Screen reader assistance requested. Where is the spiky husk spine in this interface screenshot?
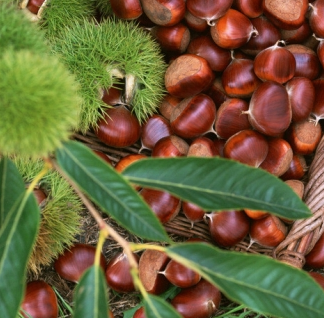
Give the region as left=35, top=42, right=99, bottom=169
left=50, top=18, right=167, bottom=132
left=13, top=157, right=83, bottom=274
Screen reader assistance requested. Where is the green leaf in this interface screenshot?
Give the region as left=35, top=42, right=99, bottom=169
left=122, top=157, right=310, bottom=219
left=0, top=157, right=40, bottom=318
left=73, top=265, right=109, bottom=318
left=55, top=140, right=170, bottom=242
left=165, top=243, right=324, bottom=318
left=144, top=294, right=182, bottom=318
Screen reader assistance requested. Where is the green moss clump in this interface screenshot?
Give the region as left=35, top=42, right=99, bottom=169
left=51, top=18, right=167, bottom=132
left=0, top=49, right=81, bottom=158
left=13, top=157, right=83, bottom=274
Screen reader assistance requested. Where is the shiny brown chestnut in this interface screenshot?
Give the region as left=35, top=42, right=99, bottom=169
left=170, top=94, right=216, bottom=139
left=285, top=119, right=322, bottom=155
left=140, top=114, right=172, bottom=151
left=244, top=209, right=269, bottom=220
left=285, top=44, right=320, bottom=80
left=222, top=57, right=262, bottom=98
left=158, top=94, right=182, bottom=120
left=284, top=179, right=305, bottom=199
left=214, top=98, right=251, bottom=139
left=280, top=20, right=312, bottom=44
left=259, top=138, right=293, bottom=177
left=205, top=77, right=229, bottom=108
left=262, top=0, right=308, bottom=30
left=207, top=210, right=250, bottom=247
left=152, top=135, right=189, bottom=157
left=171, top=279, right=222, bottom=318
left=140, top=0, right=186, bottom=26
left=212, top=138, right=226, bottom=157
left=308, top=0, right=324, bottom=38
left=308, top=272, right=324, bottom=290
left=241, top=15, right=281, bottom=57
left=187, top=136, right=219, bottom=157
left=250, top=215, right=287, bottom=248
left=105, top=251, right=140, bottom=293
left=150, top=23, right=191, bottom=54
left=186, top=0, right=233, bottom=25
left=232, top=0, right=263, bottom=18
left=160, top=259, right=201, bottom=288
left=246, top=81, right=292, bottom=137
left=305, top=231, right=324, bottom=268
left=186, top=34, right=232, bottom=72
left=32, top=187, right=47, bottom=206
left=20, top=281, right=58, bottom=318
left=134, top=307, right=146, bottom=318
left=165, top=54, right=214, bottom=98
left=311, top=78, right=324, bottom=124
left=101, top=83, right=124, bottom=106
left=95, top=105, right=141, bottom=148
left=54, top=243, right=106, bottom=283
left=223, top=129, right=269, bottom=167
left=210, top=9, right=258, bottom=49
left=280, top=154, right=307, bottom=181
left=26, top=0, right=45, bottom=14
left=286, top=77, right=315, bottom=122
left=109, top=0, right=143, bottom=20
left=140, top=188, right=181, bottom=224
left=182, top=200, right=206, bottom=224
left=138, top=249, right=171, bottom=295
left=317, top=37, right=324, bottom=68
left=253, top=41, right=296, bottom=84
left=115, top=154, right=147, bottom=173
left=184, top=10, right=209, bottom=33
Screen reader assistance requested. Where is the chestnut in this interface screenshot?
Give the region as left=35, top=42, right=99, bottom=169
left=54, top=243, right=106, bottom=283
left=207, top=210, right=250, bottom=247
left=259, top=138, right=293, bottom=177
left=158, top=94, right=182, bottom=120
left=140, top=188, right=181, bottom=224
left=170, top=94, right=216, bottom=139
left=221, top=57, right=262, bottom=98
left=244, top=209, right=269, bottom=220
left=186, top=34, right=232, bottom=72
left=285, top=119, right=322, bottom=155
left=32, top=187, right=47, bottom=206
left=140, top=114, right=172, bottom=151
left=184, top=10, right=209, bottom=33
left=305, top=231, right=324, bottom=269
left=214, top=98, right=251, bottom=139
left=210, top=9, right=258, bottom=49
left=241, top=15, right=281, bottom=57
left=187, top=136, right=219, bottom=157
left=232, top=0, right=263, bottom=18
left=280, top=154, right=308, bottom=181
left=20, top=280, right=58, bottom=318
left=109, top=0, right=143, bottom=20
left=250, top=215, right=287, bottom=248
left=95, top=105, right=141, bottom=148
left=280, top=20, right=312, bottom=44
left=165, top=54, right=214, bottom=98
left=204, top=77, right=229, bottom=108
left=284, top=179, right=305, bottom=199
left=150, top=23, right=191, bottom=54
left=186, top=0, right=233, bottom=25
left=26, top=0, right=45, bottom=14
left=247, top=81, right=292, bottom=137
left=311, top=78, right=324, bottom=124
left=308, top=0, right=324, bottom=38
left=115, top=154, right=147, bottom=173
left=182, top=200, right=206, bottom=224
left=152, top=135, right=189, bottom=157
left=223, top=129, right=269, bottom=167
left=101, top=83, right=124, bottom=106
left=253, top=41, right=296, bottom=84
left=171, top=279, right=221, bottom=318
left=286, top=77, right=315, bottom=122
left=105, top=251, right=140, bottom=293
left=134, top=307, right=146, bottom=318
left=161, top=259, right=201, bottom=288
left=308, top=272, right=324, bottom=290
left=262, top=0, right=308, bottom=30
left=140, top=0, right=186, bottom=26
left=138, top=249, right=171, bottom=295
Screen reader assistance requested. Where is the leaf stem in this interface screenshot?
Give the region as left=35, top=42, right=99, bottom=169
left=25, top=159, right=51, bottom=195
left=130, top=243, right=166, bottom=253
left=49, top=157, right=139, bottom=270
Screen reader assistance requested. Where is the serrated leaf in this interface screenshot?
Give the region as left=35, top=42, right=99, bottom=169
left=165, top=243, right=324, bottom=318
left=122, top=157, right=310, bottom=219
left=73, top=265, right=109, bottom=318
left=55, top=140, right=170, bottom=242
left=144, top=294, right=182, bottom=318
left=0, top=157, right=40, bottom=318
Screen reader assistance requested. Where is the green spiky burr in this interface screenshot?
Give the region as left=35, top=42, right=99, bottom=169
left=13, top=157, right=83, bottom=274
left=51, top=18, right=167, bottom=132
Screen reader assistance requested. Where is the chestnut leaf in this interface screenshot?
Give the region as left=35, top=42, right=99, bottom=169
left=55, top=140, right=171, bottom=243
left=143, top=294, right=182, bottom=318
left=73, top=265, right=109, bottom=318
left=166, top=242, right=324, bottom=318
left=122, top=157, right=311, bottom=220
left=0, top=157, right=40, bottom=318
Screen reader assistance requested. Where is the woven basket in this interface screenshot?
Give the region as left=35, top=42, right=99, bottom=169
left=74, top=131, right=324, bottom=269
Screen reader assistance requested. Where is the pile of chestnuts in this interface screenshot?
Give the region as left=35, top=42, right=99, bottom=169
left=21, top=0, right=324, bottom=317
